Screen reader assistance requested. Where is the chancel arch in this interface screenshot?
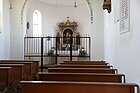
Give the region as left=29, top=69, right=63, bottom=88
left=24, top=0, right=93, bottom=63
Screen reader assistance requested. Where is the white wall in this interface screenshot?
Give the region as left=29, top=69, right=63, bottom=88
left=27, top=0, right=90, bottom=36
left=9, top=0, right=25, bottom=59
left=0, top=0, right=10, bottom=59
left=0, top=0, right=4, bottom=59
left=90, top=0, right=105, bottom=60
left=3, top=0, right=10, bottom=59
left=104, top=0, right=140, bottom=85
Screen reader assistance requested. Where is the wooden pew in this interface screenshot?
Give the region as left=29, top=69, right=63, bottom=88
left=0, top=64, right=24, bottom=83
left=0, top=60, right=39, bottom=80
left=55, top=64, right=113, bottom=69
left=48, top=68, right=118, bottom=74
left=60, top=61, right=109, bottom=65
left=0, top=64, right=25, bottom=93
left=0, top=67, right=12, bottom=93
left=19, top=81, right=139, bottom=93
left=64, top=60, right=106, bottom=63
left=0, top=60, right=39, bottom=75
left=38, top=72, right=125, bottom=83
left=0, top=62, right=33, bottom=80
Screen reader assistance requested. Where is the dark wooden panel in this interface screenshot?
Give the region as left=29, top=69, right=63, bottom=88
left=55, top=64, right=113, bottom=68
left=0, top=67, right=11, bottom=93
left=0, top=60, right=39, bottom=80
left=60, top=61, right=109, bottom=65
left=38, top=72, right=125, bottom=83
left=0, top=62, right=32, bottom=80
left=0, top=60, right=39, bottom=73
left=0, top=64, right=24, bottom=82
left=48, top=68, right=118, bottom=74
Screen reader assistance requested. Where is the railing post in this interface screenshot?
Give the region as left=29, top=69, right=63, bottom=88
left=70, top=36, right=72, bottom=61
left=89, top=37, right=91, bottom=60
left=55, top=37, right=58, bottom=64
left=41, top=37, right=43, bottom=72
left=24, top=37, right=26, bottom=60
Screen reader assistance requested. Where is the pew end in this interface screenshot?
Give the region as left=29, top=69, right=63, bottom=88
left=0, top=67, right=12, bottom=93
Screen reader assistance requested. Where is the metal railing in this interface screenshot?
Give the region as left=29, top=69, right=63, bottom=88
left=24, top=36, right=91, bottom=72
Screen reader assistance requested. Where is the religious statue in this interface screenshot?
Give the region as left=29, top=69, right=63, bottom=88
left=103, top=0, right=111, bottom=13
left=63, top=28, right=73, bottom=45
left=76, top=32, right=80, bottom=45
left=64, top=32, right=72, bottom=44
left=56, top=32, right=61, bottom=49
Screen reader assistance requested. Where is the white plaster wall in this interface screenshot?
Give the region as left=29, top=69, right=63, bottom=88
left=0, top=0, right=2, bottom=33
left=104, top=0, right=140, bottom=85
left=0, top=0, right=4, bottom=59
left=27, top=0, right=90, bottom=36
left=90, top=0, right=105, bottom=60
left=3, top=0, right=10, bottom=59
left=0, top=0, right=10, bottom=59
left=10, top=0, right=25, bottom=59
left=104, top=10, right=115, bottom=64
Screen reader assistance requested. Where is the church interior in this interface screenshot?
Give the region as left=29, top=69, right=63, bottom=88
left=0, top=0, right=140, bottom=93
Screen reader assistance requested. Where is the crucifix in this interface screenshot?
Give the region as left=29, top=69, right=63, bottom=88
left=67, top=16, right=70, bottom=21
left=66, top=16, right=70, bottom=25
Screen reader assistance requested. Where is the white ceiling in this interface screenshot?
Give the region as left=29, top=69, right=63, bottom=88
left=35, top=0, right=85, bottom=7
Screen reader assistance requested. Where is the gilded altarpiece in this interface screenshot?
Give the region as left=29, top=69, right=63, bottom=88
left=56, top=17, right=80, bottom=50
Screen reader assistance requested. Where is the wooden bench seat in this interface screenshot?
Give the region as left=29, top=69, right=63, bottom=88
left=19, top=81, right=139, bottom=93
left=38, top=72, right=125, bottom=83
left=48, top=68, right=118, bottom=74
left=0, top=67, right=12, bottom=93
left=55, top=64, right=113, bottom=69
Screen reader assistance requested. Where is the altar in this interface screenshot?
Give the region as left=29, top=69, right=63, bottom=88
left=56, top=17, right=81, bottom=50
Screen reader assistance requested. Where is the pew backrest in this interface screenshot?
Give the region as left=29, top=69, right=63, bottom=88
left=48, top=68, right=118, bottom=74
left=55, top=64, right=113, bottom=68
left=38, top=72, right=125, bottom=83
left=60, top=62, right=109, bottom=65
left=0, top=60, right=39, bottom=75
left=64, top=60, right=106, bottom=63
left=19, top=81, right=139, bottom=93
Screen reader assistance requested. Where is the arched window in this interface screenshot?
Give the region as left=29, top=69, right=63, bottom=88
left=33, top=10, right=42, bottom=35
